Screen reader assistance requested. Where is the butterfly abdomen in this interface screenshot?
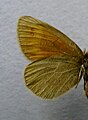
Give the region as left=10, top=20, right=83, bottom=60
left=83, top=52, right=88, bottom=98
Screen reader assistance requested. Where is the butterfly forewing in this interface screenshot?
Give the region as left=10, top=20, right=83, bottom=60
left=17, top=16, right=83, bottom=61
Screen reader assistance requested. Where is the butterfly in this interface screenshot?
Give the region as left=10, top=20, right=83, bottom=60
left=17, top=16, right=88, bottom=99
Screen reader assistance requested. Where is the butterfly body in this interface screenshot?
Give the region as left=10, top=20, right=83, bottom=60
left=82, top=52, right=88, bottom=97
left=17, top=16, right=88, bottom=99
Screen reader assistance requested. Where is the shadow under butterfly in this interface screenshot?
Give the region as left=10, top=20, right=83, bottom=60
left=17, top=16, right=88, bottom=99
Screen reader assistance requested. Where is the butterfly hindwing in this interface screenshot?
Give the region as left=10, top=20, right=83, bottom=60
left=24, top=56, right=81, bottom=99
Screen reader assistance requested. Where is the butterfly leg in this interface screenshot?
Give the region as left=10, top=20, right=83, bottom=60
left=75, top=65, right=84, bottom=88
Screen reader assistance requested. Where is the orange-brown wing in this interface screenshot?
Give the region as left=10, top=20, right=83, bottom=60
left=17, top=16, right=83, bottom=61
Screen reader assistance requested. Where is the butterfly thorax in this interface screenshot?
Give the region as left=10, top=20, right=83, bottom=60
left=83, top=52, right=88, bottom=72
left=82, top=52, right=88, bottom=98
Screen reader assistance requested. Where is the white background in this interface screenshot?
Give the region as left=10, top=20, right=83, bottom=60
left=0, top=0, right=88, bottom=120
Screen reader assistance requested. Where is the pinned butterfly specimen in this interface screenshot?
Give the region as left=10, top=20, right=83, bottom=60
left=17, top=16, right=88, bottom=99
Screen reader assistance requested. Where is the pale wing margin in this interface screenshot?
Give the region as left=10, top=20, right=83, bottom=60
left=24, top=55, right=81, bottom=99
